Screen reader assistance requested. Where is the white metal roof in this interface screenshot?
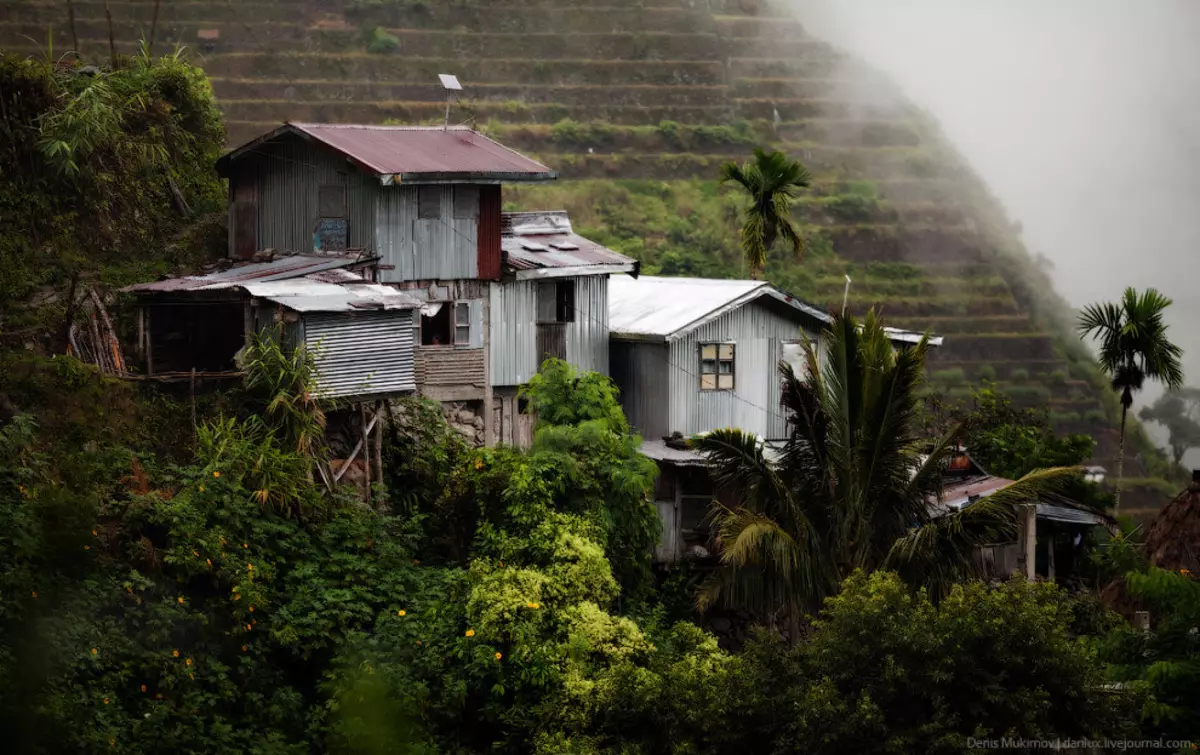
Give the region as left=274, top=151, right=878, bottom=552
left=241, top=281, right=423, bottom=313
left=608, top=276, right=831, bottom=340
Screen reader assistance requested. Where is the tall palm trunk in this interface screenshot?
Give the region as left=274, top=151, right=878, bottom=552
left=1114, top=401, right=1128, bottom=515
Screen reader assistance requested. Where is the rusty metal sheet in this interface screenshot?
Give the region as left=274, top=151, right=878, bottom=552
left=500, top=211, right=636, bottom=272
left=218, top=123, right=555, bottom=183
left=124, top=253, right=370, bottom=293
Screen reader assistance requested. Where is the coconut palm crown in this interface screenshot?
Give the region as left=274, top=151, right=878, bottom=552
left=720, top=147, right=812, bottom=279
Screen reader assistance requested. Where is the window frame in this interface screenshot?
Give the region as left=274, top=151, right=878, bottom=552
left=555, top=280, right=576, bottom=323
left=699, top=342, right=735, bottom=391
left=454, top=301, right=471, bottom=346
left=417, top=186, right=441, bottom=219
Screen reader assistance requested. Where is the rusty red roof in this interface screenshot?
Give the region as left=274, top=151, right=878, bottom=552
left=217, top=123, right=555, bottom=183
left=501, top=211, right=637, bottom=279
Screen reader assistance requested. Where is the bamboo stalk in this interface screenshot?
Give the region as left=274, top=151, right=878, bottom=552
left=103, top=0, right=115, bottom=66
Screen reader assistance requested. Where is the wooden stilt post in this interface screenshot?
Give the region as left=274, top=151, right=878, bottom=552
left=373, top=400, right=384, bottom=489
left=360, top=402, right=371, bottom=501
left=1018, top=504, right=1037, bottom=580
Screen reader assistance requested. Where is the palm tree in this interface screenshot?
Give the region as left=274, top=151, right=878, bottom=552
left=693, top=311, right=1076, bottom=637
left=720, top=147, right=812, bottom=279
left=1078, top=287, right=1184, bottom=512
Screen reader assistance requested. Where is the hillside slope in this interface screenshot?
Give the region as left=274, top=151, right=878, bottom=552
left=1, top=0, right=1179, bottom=514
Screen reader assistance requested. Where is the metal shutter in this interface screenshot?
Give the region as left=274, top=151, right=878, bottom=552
left=304, top=311, right=415, bottom=399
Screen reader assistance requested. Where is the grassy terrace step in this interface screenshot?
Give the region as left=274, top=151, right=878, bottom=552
left=201, top=54, right=728, bottom=86
left=730, top=56, right=863, bottom=79
left=211, top=79, right=732, bottom=106
left=810, top=277, right=1012, bottom=299
left=924, top=334, right=1057, bottom=362
left=927, top=361, right=1070, bottom=381
left=890, top=315, right=1034, bottom=334
left=2, top=1, right=300, bottom=23
left=712, top=14, right=807, bottom=38
left=737, top=98, right=914, bottom=121
left=836, top=297, right=1021, bottom=318
left=348, top=6, right=717, bottom=34
left=359, top=29, right=725, bottom=60
left=776, top=120, right=922, bottom=147
left=0, top=20, right=310, bottom=45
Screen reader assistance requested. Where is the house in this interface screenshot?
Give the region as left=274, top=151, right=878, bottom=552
left=491, top=210, right=638, bottom=445
left=608, top=275, right=943, bottom=564
left=213, top=122, right=635, bottom=444
left=933, top=449, right=1113, bottom=583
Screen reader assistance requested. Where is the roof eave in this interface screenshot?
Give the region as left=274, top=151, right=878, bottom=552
left=669, top=285, right=831, bottom=340
left=381, top=171, right=557, bottom=185
left=510, top=262, right=637, bottom=280
left=610, top=332, right=668, bottom=343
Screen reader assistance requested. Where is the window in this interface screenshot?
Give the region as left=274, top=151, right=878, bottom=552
left=418, top=186, right=441, bottom=219
left=454, top=302, right=471, bottom=345
left=318, top=184, right=345, bottom=218
left=555, top=280, right=575, bottom=323
left=537, top=280, right=575, bottom=323
left=700, top=343, right=734, bottom=391
left=452, top=186, right=478, bottom=219
left=420, top=303, right=451, bottom=345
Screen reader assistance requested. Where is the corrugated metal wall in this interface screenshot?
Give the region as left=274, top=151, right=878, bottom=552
left=610, top=340, right=670, bottom=440
left=565, top=276, right=610, bottom=377
left=477, top=185, right=502, bottom=280
left=305, top=311, right=415, bottom=399
left=376, top=186, right=479, bottom=282
left=490, top=280, right=538, bottom=386
left=665, top=300, right=816, bottom=440
left=238, top=137, right=377, bottom=254
left=490, top=275, right=611, bottom=387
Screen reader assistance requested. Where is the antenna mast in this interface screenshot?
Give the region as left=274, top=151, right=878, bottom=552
left=437, top=74, right=462, bottom=130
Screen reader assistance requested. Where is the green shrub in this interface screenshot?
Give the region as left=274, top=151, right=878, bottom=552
left=366, top=26, right=400, bottom=54
left=1003, top=384, right=1051, bottom=401
left=828, top=193, right=876, bottom=222
left=1084, top=409, right=1108, bottom=425
left=931, top=368, right=966, bottom=384
left=977, top=364, right=997, bottom=382
left=1049, top=369, right=1069, bottom=386
left=1011, top=368, right=1030, bottom=383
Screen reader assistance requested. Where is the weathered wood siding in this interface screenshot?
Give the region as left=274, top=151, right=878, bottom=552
left=416, top=347, right=486, bottom=387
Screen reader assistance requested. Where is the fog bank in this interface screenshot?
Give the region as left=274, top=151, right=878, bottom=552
left=789, top=0, right=1200, bottom=398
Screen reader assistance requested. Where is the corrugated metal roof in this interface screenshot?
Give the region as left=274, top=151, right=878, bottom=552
left=125, top=254, right=369, bottom=293
left=242, top=281, right=423, bottom=313
left=218, top=122, right=555, bottom=183
left=501, top=211, right=637, bottom=276
left=609, top=276, right=831, bottom=340
left=934, top=475, right=1112, bottom=527
left=639, top=439, right=708, bottom=467
left=884, top=326, right=945, bottom=348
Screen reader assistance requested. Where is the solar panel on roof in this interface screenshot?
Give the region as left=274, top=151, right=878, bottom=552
left=550, top=241, right=580, bottom=251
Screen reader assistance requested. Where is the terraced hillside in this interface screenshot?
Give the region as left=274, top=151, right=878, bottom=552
left=1, top=0, right=1181, bottom=513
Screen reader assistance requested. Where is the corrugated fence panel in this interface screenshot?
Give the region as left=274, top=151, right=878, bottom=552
left=566, top=275, right=609, bottom=377
left=490, top=280, right=540, bottom=386
left=477, top=185, right=502, bottom=280
left=668, top=299, right=811, bottom=440
left=376, top=186, right=478, bottom=282
left=304, top=311, right=415, bottom=399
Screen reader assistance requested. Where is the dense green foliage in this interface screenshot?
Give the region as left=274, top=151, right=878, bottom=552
left=0, top=50, right=225, bottom=338
left=693, top=312, right=1079, bottom=630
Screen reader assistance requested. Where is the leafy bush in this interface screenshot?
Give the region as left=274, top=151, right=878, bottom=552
left=977, top=364, right=997, bottom=382
left=931, top=367, right=966, bottom=384
left=366, top=26, right=400, bottom=54
left=1049, top=368, right=1069, bottom=386
left=1085, top=409, right=1109, bottom=425
left=1011, top=368, right=1030, bottom=383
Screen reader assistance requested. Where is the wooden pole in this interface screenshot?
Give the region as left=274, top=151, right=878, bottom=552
left=190, top=368, right=197, bottom=430
left=103, top=0, right=116, bottom=66
left=373, top=400, right=384, bottom=490
left=66, top=0, right=80, bottom=57
left=1018, top=505, right=1037, bottom=580
left=148, top=0, right=161, bottom=56
left=360, top=402, right=371, bottom=501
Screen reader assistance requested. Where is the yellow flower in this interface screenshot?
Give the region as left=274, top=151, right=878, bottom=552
left=188, top=673, right=194, bottom=680
left=91, top=648, right=98, bottom=655
left=494, top=652, right=502, bottom=660
left=1182, top=568, right=1192, bottom=576
left=177, top=597, right=184, bottom=604
left=198, top=485, right=205, bottom=492
left=205, top=559, right=211, bottom=567
left=249, top=605, right=255, bottom=613
left=84, top=545, right=90, bottom=550
left=233, top=594, right=241, bottom=601
left=103, top=697, right=110, bottom=704
left=243, top=543, right=248, bottom=549
left=192, top=550, right=198, bottom=557
left=526, top=602, right=540, bottom=609
left=172, top=649, right=179, bottom=657
left=241, top=645, right=247, bottom=652
left=31, top=591, right=36, bottom=598
left=465, top=629, right=475, bottom=638
left=185, top=658, right=192, bottom=667
left=109, top=739, right=115, bottom=747
left=474, top=458, right=484, bottom=470
left=140, top=684, right=147, bottom=693
left=398, top=610, right=406, bottom=617
left=213, top=471, right=220, bottom=478
left=245, top=623, right=252, bottom=631
left=92, top=530, right=98, bottom=536
left=247, top=563, right=253, bottom=571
